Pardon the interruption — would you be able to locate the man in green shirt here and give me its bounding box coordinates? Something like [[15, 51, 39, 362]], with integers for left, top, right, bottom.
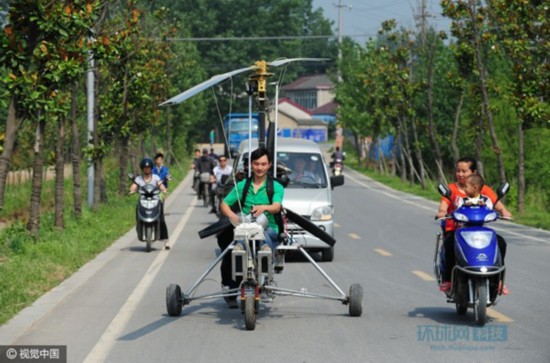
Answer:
[[220, 147, 284, 251]]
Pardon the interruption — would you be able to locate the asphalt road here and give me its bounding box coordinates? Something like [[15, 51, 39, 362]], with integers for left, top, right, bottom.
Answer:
[[1, 167, 549, 363]]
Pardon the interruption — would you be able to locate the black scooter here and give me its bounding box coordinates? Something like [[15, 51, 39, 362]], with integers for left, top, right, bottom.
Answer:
[[129, 173, 167, 252]]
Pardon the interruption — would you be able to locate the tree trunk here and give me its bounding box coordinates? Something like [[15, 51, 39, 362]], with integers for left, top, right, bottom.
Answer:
[[425, 48, 444, 181], [451, 88, 465, 164], [27, 119, 46, 236], [398, 134, 406, 183], [166, 110, 173, 165], [0, 98, 25, 212], [470, 2, 506, 182], [399, 117, 415, 185], [119, 138, 130, 195], [54, 116, 65, 229], [410, 117, 426, 189], [70, 83, 82, 217], [517, 121, 525, 213]]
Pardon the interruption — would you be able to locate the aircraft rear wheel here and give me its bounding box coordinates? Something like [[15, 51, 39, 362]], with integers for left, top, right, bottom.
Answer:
[[166, 284, 182, 317], [348, 283, 363, 317]]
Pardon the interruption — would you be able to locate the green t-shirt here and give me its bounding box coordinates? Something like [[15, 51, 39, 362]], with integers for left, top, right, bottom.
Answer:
[[224, 177, 284, 232]]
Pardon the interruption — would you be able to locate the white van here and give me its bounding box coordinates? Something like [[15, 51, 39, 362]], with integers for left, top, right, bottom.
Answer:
[[235, 138, 344, 261]]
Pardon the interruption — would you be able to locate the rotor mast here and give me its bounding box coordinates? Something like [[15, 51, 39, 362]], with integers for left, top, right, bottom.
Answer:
[[248, 60, 273, 150]]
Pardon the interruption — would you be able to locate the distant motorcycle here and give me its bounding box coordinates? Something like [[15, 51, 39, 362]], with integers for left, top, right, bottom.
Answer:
[[434, 182, 510, 326], [129, 173, 165, 252], [332, 158, 343, 176]]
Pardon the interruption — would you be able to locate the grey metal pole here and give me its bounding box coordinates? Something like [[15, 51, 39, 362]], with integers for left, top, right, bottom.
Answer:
[[86, 53, 95, 208]]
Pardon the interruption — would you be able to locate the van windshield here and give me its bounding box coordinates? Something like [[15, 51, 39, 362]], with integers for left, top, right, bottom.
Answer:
[[236, 151, 328, 189], [278, 152, 327, 189]]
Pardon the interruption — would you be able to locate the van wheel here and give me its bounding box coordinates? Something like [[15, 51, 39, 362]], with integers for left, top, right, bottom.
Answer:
[[321, 247, 334, 262]]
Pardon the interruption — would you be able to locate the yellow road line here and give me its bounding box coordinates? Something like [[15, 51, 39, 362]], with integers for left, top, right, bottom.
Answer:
[[487, 308, 514, 323], [374, 248, 392, 256], [348, 233, 361, 240], [412, 270, 436, 281], [334, 223, 341, 228]]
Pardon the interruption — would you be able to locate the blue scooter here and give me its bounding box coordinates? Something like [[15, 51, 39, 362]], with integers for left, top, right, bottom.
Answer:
[[434, 182, 510, 326]]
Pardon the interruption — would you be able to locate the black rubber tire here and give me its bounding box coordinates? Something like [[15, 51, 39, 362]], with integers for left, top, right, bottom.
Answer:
[[456, 303, 468, 315], [474, 280, 487, 326], [321, 247, 334, 262], [244, 295, 256, 330], [348, 283, 363, 317], [145, 225, 153, 252], [166, 284, 182, 317], [203, 185, 209, 208]]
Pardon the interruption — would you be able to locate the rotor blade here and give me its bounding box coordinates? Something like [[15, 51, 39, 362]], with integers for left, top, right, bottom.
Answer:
[[198, 217, 233, 239], [284, 208, 336, 247], [160, 65, 258, 106], [268, 58, 330, 67]]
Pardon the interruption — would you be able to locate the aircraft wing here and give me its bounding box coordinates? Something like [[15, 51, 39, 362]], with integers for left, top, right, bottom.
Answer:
[[160, 65, 258, 106]]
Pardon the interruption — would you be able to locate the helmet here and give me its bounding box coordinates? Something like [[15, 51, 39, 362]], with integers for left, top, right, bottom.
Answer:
[[140, 158, 154, 169]]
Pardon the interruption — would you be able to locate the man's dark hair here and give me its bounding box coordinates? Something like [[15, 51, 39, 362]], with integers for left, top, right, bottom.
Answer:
[[457, 156, 478, 172], [335, 146, 340, 151], [155, 152, 164, 159], [250, 147, 270, 162], [194, 149, 200, 153]]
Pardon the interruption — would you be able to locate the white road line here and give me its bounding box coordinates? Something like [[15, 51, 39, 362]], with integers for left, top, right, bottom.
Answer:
[[83, 198, 197, 363], [345, 170, 550, 245], [348, 232, 361, 240], [345, 171, 435, 212]]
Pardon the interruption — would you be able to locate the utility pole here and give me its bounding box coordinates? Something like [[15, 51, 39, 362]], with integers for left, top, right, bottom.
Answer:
[[86, 50, 95, 208], [335, 0, 351, 82]]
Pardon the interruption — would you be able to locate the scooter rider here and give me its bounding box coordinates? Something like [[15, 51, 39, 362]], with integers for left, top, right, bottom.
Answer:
[[331, 146, 345, 167], [197, 148, 215, 202], [130, 158, 167, 194], [130, 158, 169, 240], [435, 157, 511, 293], [210, 155, 232, 213]]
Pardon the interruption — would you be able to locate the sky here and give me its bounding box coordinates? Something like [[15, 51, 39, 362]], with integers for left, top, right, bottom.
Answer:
[[312, 0, 451, 41]]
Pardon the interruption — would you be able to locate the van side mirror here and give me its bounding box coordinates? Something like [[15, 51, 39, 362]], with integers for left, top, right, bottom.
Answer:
[[330, 175, 344, 189]]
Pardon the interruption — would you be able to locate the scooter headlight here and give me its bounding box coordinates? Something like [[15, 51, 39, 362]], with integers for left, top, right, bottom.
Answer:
[[453, 212, 468, 222], [459, 231, 493, 249], [140, 199, 159, 209], [311, 206, 333, 221], [484, 212, 498, 222]]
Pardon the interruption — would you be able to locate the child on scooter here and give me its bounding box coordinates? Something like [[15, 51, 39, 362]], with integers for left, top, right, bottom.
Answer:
[[458, 174, 493, 209]]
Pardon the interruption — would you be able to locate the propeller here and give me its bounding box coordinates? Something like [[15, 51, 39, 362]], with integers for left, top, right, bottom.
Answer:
[[198, 217, 232, 239], [198, 207, 336, 247], [284, 208, 336, 247], [159, 58, 329, 106], [159, 65, 258, 106]]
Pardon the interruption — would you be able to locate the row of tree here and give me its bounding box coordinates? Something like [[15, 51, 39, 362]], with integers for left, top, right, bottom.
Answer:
[[0, 0, 337, 236], [336, 0, 549, 214]]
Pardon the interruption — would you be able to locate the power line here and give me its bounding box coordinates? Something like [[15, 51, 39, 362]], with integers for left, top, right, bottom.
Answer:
[[164, 33, 379, 42], [166, 35, 335, 42]]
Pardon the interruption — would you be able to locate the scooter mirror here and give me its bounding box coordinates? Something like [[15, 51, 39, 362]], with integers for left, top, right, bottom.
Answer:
[[496, 182, 510, 199], [128, 173, 135, 181], [438, 183, 451, 199]]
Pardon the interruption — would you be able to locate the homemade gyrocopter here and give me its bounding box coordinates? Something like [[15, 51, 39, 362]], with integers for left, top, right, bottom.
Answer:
[[161, 59, 363, 330]]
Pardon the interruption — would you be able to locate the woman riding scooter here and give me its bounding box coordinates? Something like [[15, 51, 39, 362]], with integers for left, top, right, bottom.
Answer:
[[130, 158, 169, 242]]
